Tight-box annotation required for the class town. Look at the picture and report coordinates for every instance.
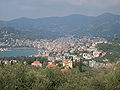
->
[0,36,117,71]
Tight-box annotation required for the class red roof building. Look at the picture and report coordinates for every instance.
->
[62,60,73,69]
[31,61,42,67]
[33,61,40,64]
[46,64,57,67]
[60,69,69,72]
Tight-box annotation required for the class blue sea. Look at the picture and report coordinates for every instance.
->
[0,48,38,57]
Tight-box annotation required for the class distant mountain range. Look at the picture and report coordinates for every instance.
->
[0,13,120,40]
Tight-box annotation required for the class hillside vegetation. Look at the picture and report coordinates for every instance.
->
[97,39,120,62]
[0,61,120,90]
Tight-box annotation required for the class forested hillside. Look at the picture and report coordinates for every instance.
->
[0,13,120,40]
[97,39,120,62]
[0,61,120,90]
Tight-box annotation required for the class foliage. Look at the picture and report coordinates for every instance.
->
[97,40,120,62]
[0,61,120,90]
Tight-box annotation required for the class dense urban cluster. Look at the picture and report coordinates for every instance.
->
[32,36,114,69]
[1,36,118,71]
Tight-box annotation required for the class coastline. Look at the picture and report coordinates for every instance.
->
[0,47,39,57]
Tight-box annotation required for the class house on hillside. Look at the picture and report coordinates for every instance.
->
[9,60,17,64]
[4,61,8,64]
[31,61,42,67]
[46,64,57,67]
[60,69,69,72]
[46,61,57,68]
[93,50,102,58]
[83,53,92,59]
[62,60,73,69]
[48,57,55,61]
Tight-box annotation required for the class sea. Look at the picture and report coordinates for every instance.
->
[0,48,38,57]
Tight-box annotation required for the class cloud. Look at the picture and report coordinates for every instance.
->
[20,5,35,11]
[2,0,120,7]
[29,0,88,5]
[91,0,120,8]
[64,0,120,7]
[66,0,88,5]
[0,0,120,20]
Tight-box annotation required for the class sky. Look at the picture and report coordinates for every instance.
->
[0,0,120,20]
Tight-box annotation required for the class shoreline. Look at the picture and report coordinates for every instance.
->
[0,47,39,57]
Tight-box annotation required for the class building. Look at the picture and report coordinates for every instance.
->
[62,60,73,69]
[48,57,55,61]
[46,64,57,67]
[46,61,57,67]
[31,61,42,67]
[60,69,69,72]
[93,50,102,58]
[83,53,92,59]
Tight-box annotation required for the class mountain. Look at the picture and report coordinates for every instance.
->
[0,27,26,42]
[0,13,120,40]
[77,13,120,38]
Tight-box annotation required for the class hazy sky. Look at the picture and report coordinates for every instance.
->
[0,0,120,20]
